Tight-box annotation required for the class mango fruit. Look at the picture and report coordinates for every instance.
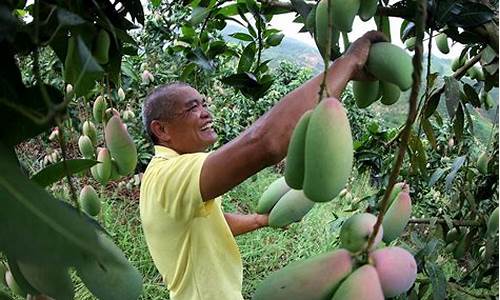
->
[92,148,112,185]
[487,207,499,236]
[379,182,409,208]
[467,66,485,80]
[78,135,95,159]
[435,33,449,54]
[315,0,340,58]
[379,81,401,105]
[285,111,312,189]
[269,189,315,228]
[453,231,469,259]
[93,29,110,65]
[382,191,412,243]
[105,107,121,123]
[367,42,413,91]
[445,227,460,243]
[477,151,490,174]
[256,177,291,214]
[331,264,384,300]
[481,91,495,110]
[104,116,137,176]
[79,185,101,216]
[405,37,416,51]
[303,98,353,202]
[340,213,383,252]
[82,121,97,145]
[331,0,360,32]
[5,270,24,296]
[358,0,378,21]
[353,80,380,108]
[93,95,106,123]
[369,246,417,298]
[253,249,353,300]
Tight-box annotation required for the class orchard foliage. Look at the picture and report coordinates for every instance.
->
[0,0,498,299]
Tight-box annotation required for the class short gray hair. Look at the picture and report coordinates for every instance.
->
[142,82,191,144]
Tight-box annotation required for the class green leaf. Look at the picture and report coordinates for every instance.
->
[424,92,442,118]
[63,35,104,97]
[237,42,256,73]
[181,25,196,38]
[421,118,437,149]
[444,76,460,119]
[426,262,447,300]
[445,155,466,190]
[151,0,162,8]
[266,33,284,46]
[217,3,239,16]
[229,32,254,42]
[409,130,427,177]
[429,168,446,187]
[453,103,464,142]
[207,40,227,58]
[17,261,74,300]
[186,48,214,71]
[191,6,209,25]
[221,72,259,89]
[56,8,85,26]
[462,83,480,107]
[180,62,197,81]
[30,159,98,187]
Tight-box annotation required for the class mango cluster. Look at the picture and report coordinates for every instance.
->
[284,98,353,203]
[353,42,414,108]
[253,208,416,300]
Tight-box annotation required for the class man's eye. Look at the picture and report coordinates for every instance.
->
[188,105,197,111]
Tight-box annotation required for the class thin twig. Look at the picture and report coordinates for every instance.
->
[408,218,482,227]
[317,0,332,101]
[366,0,427,251]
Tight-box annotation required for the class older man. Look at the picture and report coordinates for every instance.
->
[140,31,385,300]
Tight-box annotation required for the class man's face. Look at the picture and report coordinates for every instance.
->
[164,86,217,153]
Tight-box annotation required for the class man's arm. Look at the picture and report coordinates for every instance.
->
[224,213,269,236]
[200,31,386,201]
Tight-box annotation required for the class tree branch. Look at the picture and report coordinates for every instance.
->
[408,218,482,227]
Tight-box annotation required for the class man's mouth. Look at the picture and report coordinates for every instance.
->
[201,121,213,131]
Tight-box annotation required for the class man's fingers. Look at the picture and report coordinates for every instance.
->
[362,30,389,44]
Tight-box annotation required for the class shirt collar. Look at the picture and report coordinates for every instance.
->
[154,145,179,159]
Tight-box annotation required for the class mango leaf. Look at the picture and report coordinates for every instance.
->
[447,2,494,28]
[221,72,259,89]
[463,83,480,107]
[30,159,98,187]
[453,103,464,142]
[426,262,447,300]
[290,0,312,21]
[266,33,284,46]
[217,3,239,16]
[207,40,227,58]
[229,32,254,42]
[237,41,256,73]
[409,130,427,177]
[424,92,442,118]
[429,167,447,187]
[17,261,74,300]
[444,155,466,190]
[190,6,209,25]
[444,76,460,119]
[421,118,437,149]
[0,143,142,299]
[63,35,104,97]
[57,8,85,26]
[186,48,214,71]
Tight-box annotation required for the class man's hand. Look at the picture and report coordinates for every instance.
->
[343,31,388,81]
[224,213,269,236]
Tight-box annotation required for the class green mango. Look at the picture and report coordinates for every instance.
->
[353,80,380,108]
[331,0,360,32]
[82,121,97,145]
[481,91,495,110]
[256,177,291,214]
[358,0,378,21]
[379,81,401,105]
[79,185,101,217]
[105,116,137,176]
[269,189,315,228]
[477,151,490,174]
[369,247,417,298]
[435,33,449,54]
[253,249,353,300]
[379,182,409,209]
[285,111,312,189]
[93,29,110,65]
[331,265,384,300]
[453,231,469,259]
[405,37,416,51]
[445,228,460,243]
[91,148,112,185]
[340,213,383,253]
[367,42,413,91]
[382,191,412,243]
[78,135,95,159]
[93,95,106,123]
[315,0,340,58]
[303,98,353,202]
[487,207,499,236]
[451,55,466,72]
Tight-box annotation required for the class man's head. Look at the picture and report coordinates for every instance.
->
[143,82,217,154]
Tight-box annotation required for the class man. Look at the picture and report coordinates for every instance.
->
[140,31,386,300]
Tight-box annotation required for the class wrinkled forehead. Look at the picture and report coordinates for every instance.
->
[170,86,203,108]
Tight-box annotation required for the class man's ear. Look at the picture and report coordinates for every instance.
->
[150,120,171,144]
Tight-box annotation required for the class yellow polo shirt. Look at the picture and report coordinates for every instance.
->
[139,146,243,300]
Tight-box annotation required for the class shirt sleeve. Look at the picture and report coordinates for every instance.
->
[149,152,215,220]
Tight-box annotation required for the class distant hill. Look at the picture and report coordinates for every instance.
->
[222,23,498,127]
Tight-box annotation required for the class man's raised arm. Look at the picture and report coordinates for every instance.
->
[200,31,386,201]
